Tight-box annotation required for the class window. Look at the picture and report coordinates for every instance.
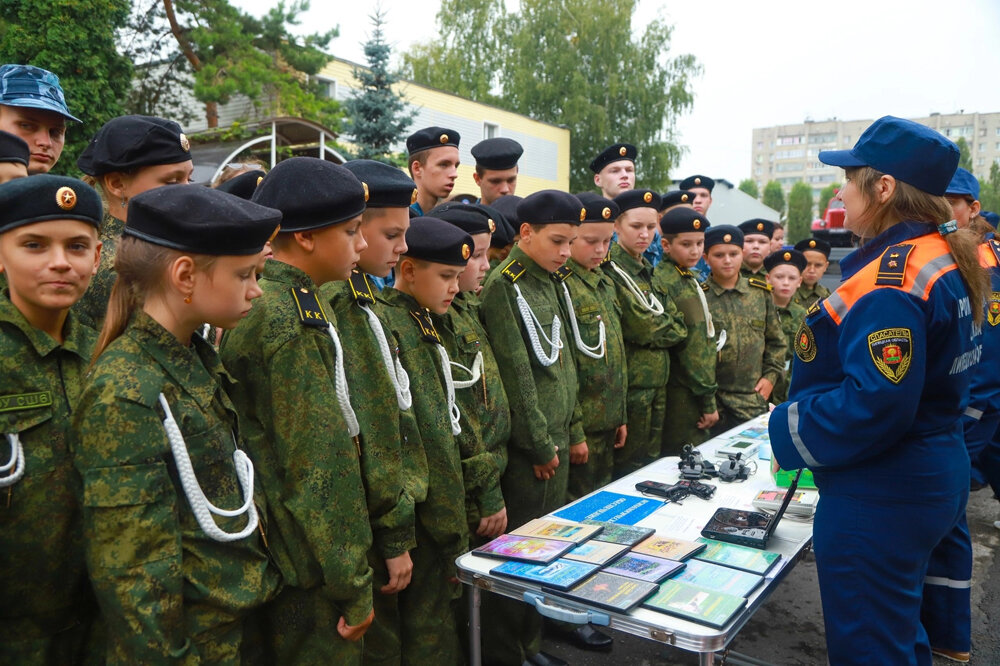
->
[843,136,851,145]
[977,157,985,166]
[757,141,763,149]
[755,167,761,175]
[996,128,1000,136]
[979,143,986,151]
[314,76,337,99]
[981,127,987,136]
[483,122,500,139]
[777,135,803,145]
[775,162,803,172]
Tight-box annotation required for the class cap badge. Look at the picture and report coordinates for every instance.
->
[757,222,764,231]
[362,182,369,202]
[461,243,471,260]
[579,208,586,222]
[602,207,611,220]
[723,233,732,243]
[488,218,496,233]
[809,240,817,248]
[681,194,689,202]
[693,219,701,229]
[179,133,190,152]
[411,188,418,204]
[618,146,627,156]
[694,177,702,185]
[783,251,791,261]
[440,133,449,144]
[256,176,264,186]
[643,192,653,203]
[55,186,77,210]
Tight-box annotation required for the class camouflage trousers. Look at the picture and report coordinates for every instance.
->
[662,383,711,458]
[614,385,666,479]
[568,428,617,502]
[716,389,768,434]
[259,585,362,666]
[363,552,400,666]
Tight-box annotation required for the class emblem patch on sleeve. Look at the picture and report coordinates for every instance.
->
[867,328,912,384]
[795,322,817,362]
[989,292,1000,327]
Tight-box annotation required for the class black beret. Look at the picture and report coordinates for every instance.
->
[704,225,744,250]
[737,218,776,239]
[575,192,602,205]
[403,216,473,266]
[252,158,365,232]
[660,207,710,235]
[678,174,715,192]
[343,159,416,208]
[77,115,191,176]
[126,185,280,256]
[215,170,266,200]
[661,189,694,208]
[429,202,494,236]
[614,189,661,214]
[582,196,619,223]
[763,249,807,273]
[472,138,523,170]
[589,143,636,173]
[476,202,515,247]
[0,130,28,166]
[449,193,478,204]
[516,190,585,226]
[794,238,832,258]
[491,195,522,225]
[0,175,102,233]
[406,126,460,156]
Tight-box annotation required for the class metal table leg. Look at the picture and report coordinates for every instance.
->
[469,582,482,666]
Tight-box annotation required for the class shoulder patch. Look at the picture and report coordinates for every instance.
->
[0,391,52,413]
[988,292,1000,327]
[551,265,573,282]
[989,239,1000,265]
[409,309,441,344]
[290,287,329,328]
[806,301,822,317]
[874,244,915,286]
[675,264,694,278]
[348,271,376,305]
[600,253,611,266]
[794,322,817,363]
[868,327,912,384]
[700,281,710,292]
[748,276,772,292]
[501,259,526,283]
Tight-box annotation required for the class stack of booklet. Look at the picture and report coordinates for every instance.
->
[473,517,783,628]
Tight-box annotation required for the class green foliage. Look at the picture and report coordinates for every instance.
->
[762,180,786,218]
[979,161,1000,215]
[956,137,972,171]
[738,179,759,199]
[786,182,814,244]
[816,182,839,217]
[404,0,699,193]
[343,10,414,161]
[0,0,132,174]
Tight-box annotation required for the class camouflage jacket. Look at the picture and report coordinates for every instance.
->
[772,300,807,404]
[380,289,469,571]
[73,212,123,330]
[432,290,510,524]
[74,311,279,663]
[219,259,373,624]
[652,257,718,413]
[562,258,628,432]
[322,274,417,560]
[792,282,832,310]
[602,243,687,390]
[478,244,585,464]
[0,294,95,640]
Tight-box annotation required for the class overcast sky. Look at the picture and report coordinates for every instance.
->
[234,0,1000,184]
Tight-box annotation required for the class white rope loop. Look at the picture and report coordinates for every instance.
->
[326,323,361,438]
[450,351,484,389]
[360,304,412,410]
[514,283,563,367]
[200,323,212,340]
[610,261,664,315]
[561,283,606,359]
[159,394,258,542]
[0,433,25,487]
[436,345,463,435]
[693,278,716,338]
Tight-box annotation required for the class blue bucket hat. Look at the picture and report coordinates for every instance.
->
[0,64,80,123]
[818,116,959,196]
[945,167,980,200]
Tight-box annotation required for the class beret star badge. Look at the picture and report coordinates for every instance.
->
[602,207,611,220]
[55,186,77,210]
[643,192,653,203]
[462,243,471,260]
[619,146,627,156]
[440,134,449,144]
[693,219,701,229]
[179,133,190,152]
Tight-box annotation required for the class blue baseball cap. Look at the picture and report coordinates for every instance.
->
[818,115,959,196]
[981,211,999,229]
[0,64,80,123]
[945,167,980,200]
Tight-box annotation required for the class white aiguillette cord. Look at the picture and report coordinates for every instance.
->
[450,351,484,389]
[158,394,258,542]
[609,261,664,315]
[513,283,563,366]
[0,433,25,487]
[436,345,463,435]
[325,323,361,439]
[560,282,605,359]
[692,278,716,338]
[360,304,413,410]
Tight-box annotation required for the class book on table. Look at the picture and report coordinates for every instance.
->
[473,534,575,564]
[603,552,686,583]
[582,520,655,546]
[544,571,659,613]
[631,535,706,561]
[509,518,604,543]
[671,559,764,598]
[490,559,600,590]
[693,538,782,576]
[562,540,630,566]
[642,579,747,628]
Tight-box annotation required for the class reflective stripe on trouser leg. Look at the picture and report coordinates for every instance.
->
[921,512,972,653]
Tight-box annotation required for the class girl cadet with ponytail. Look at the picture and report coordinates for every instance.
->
[768,116,989,665]
[73,185,282,665]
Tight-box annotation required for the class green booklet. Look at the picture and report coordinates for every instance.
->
[672,559,763,598]
[643,579,746,628]
[583,520,655,546]
[694,538,781,576]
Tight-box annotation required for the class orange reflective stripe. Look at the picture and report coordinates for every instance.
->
[980,242,1000,269]
[823,233,955,325]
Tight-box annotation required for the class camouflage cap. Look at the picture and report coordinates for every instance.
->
[0,65,80,122]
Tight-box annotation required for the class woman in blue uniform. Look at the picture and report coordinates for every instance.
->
[768,116,990,665]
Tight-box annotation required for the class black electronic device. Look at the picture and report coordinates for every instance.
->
[700,469,803,549]
[635,479,716,503]
[677,444,717,479]
[716,453,752,483]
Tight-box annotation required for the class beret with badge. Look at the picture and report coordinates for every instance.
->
[517,190,585,226]
[589,143,636,174]
[428,202,495,236]
[471,138,523,170]
[678,174,715,192]
[403,216,473,266]
[704,224,744,249]
[763,248,807,273]
[252,157,366,232]
[215,169,266,200]
[614,188,661,214]
[127,185,280,256]
[581,196,619,223]
[0,175,102,233]
[660,207,710,235]
[77,115,191,176]
[794,237,832,258]
[343,159,417,208]
[0,64,79,122]
[661,189,694,209]
[738,218,776,239]
[406,126,460,156]
[0,130,29,166]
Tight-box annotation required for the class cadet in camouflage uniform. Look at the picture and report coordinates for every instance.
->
[220,159,375,664]
[792,238,833,308]
[322,160,420,666]
[654,207,719,454]
[764,249,808,404]
[738,219,775,278]
[702,226,787,433]
[479,190,586,666]
[74,185,281,664]
[604,189,687,477]
[0,176,101,664]
[73,116,195,329]
[380,216,475,666]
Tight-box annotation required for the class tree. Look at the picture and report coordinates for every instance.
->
[343,10,414,162]
[816,182,838,218]
[0,0,132,174]
[405,0,699,193]
[762,180,786,218]
[786,182,814,244]
[956,137,972,171]
[979,161,1000,215]
[738,179,759,199]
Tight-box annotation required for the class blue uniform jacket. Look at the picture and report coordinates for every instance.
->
[769,221,980,497]
[969,239,1000,417]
